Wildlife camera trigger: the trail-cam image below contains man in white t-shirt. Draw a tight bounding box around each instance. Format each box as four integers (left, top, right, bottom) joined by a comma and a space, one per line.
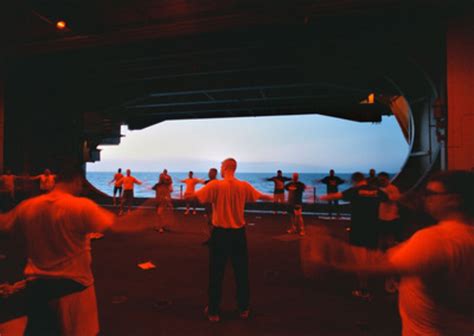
195, 158, 272, 322
181, 171, 204, 215
303, 170, 474, 336
0, 172, 151, 335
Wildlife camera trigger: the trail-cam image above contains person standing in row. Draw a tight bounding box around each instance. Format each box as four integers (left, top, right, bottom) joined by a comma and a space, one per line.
118, 169, 142, 215
320, 172, 388, 299
318, 169, 345, 218
195, 158, 272, 322
377, 172, 401, 249
31, 169, 56, 194
0, 170, 18, 211
266, 170, 291, 215
109, 168, 124, 207
202, 168, 218, 245
152, 174, 173, 233
181, 171, 204, 215
285, 173, 306, 236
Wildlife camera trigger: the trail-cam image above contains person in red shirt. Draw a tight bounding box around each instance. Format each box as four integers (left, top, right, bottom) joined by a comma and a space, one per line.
117, 169, 142, 215
108, 168, 124, 207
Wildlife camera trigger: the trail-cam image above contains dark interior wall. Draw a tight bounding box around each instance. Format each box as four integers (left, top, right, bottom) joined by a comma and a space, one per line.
4, 55, 84, 175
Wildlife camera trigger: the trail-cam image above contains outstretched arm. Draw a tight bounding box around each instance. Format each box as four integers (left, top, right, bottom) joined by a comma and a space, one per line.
319, 192, 343, 201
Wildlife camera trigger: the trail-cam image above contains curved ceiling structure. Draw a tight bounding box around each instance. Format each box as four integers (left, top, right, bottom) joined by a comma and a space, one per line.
1, 0, 470, 191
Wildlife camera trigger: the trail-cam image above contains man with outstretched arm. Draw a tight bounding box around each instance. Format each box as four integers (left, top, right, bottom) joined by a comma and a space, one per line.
195, 158, 272, 322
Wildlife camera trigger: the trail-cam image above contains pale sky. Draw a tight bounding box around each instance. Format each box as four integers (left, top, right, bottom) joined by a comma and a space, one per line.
87, 115, 409, 173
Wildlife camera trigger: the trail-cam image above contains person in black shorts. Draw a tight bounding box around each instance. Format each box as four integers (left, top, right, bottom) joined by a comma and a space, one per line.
285, 173, 306, 236
321, 172, 388, 299
266, 170, 291, 215
318, 169, 345, 218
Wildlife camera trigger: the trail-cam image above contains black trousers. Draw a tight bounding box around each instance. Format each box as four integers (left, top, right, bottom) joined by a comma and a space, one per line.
208, 227, 249, 314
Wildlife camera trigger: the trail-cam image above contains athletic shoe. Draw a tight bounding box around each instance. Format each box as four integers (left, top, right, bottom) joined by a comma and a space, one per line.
204, 306, 220, 322
184, 210, 190, 215
192, 210, 197, 215
299, 231, 306, 236
287, 228, 296, 234
239, 309, 250, 320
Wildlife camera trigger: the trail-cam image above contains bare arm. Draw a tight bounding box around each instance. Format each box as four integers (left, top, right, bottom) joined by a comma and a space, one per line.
319, 192, 343, 201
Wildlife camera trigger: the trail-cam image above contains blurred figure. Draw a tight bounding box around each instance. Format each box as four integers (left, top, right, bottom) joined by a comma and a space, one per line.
202, 168, 218, 245
0, 170, 17, 211
377, 172, 401, 249
117, 169, 142, 215
0, 171, 152, 335
285, 173, 306, 236
318, 169, 345, 218
366, 168, 378, 187
181, 171, 204, 215
159, 169, 173, 189
109, 168, 124, 207
195, 158, 272, 322
304, 170, 474, 336
152, 174, 173, 233
31, 169, 56, 193
266, 170, 291, 214
320, 172, 388, 299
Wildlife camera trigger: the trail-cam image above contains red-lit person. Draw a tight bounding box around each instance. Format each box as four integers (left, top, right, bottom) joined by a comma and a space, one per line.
195, 158, 272, 322
285, 173, 307, 236
181, 171, 204, 215
0, 170, 152, 335
266, 170, 291, 215
0, 170, 18, 211
31, 169, 57, 193
318, 169, 345, 218
117, 169, 142, 215
320, 172, 388, 299
109, 168, 124, 207
152, 173, 173, 233
304, 170, 474, 336
377, 172, 401, 249
202, 168, 218, 245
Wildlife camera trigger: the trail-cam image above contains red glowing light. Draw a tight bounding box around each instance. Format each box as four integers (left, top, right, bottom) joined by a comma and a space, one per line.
56, 21, 67, 30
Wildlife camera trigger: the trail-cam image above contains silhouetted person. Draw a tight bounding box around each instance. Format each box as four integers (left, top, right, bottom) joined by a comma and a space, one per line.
304, 170, 474, 336
377, 172, 401, 249
318, 169, 345, 217
195, 158, 272, 322
117, 169, 142, 215
320, 172, 388, 299
203, 168, 218, 244
109, 168, 124, 207
266, 170, 291, 214
367, 168, 378, 187
181, 171, 204, 215
285, 173, 306, 236
152, 174, 173, 233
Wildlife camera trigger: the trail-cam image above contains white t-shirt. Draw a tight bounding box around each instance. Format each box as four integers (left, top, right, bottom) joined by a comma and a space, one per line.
118, 176, 141, 191
9, 191, 114, 286
182, 178, 203, 195
195, 178, 262, 229
389, 220, 474, 336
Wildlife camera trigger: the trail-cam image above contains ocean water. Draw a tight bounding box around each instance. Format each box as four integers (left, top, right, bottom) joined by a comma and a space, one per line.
86, 171, 357, 203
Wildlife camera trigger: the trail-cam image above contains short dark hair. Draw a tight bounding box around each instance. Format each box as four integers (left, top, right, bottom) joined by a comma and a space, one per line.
351, 172, 365, 183
428, 170, 474, 218
378, 172, 390, 179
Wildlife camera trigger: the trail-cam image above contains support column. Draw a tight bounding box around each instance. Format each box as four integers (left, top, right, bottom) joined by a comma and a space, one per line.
0, 76, 4, 173
447, 12, 474, 170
